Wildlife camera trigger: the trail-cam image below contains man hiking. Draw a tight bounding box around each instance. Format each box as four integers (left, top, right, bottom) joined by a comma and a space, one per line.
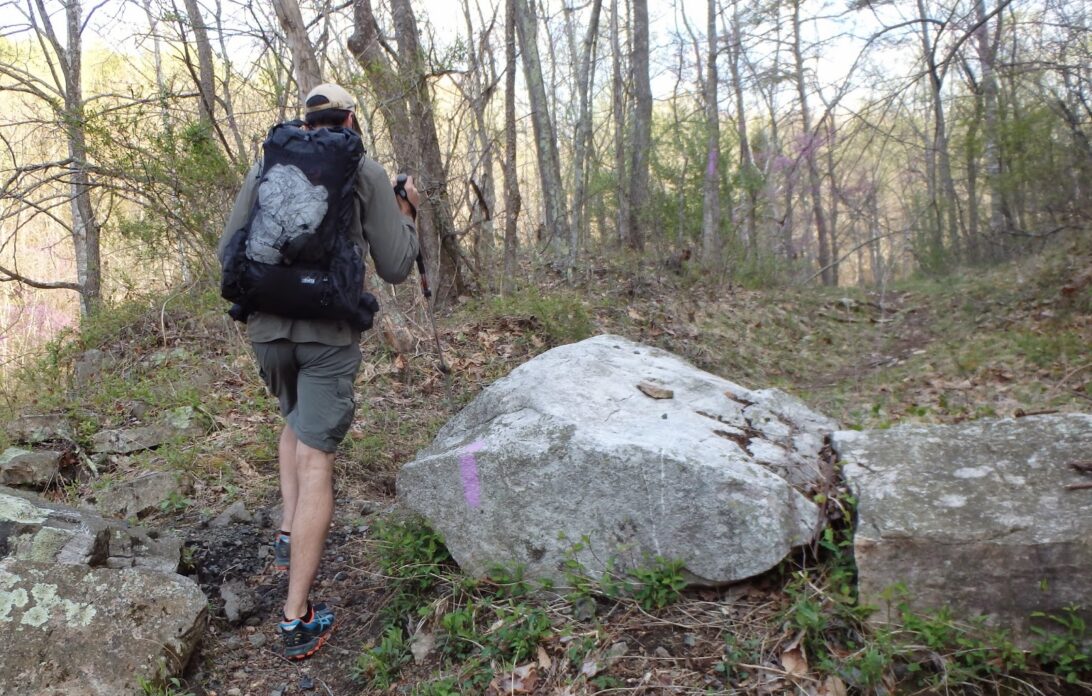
219, 83, 420, 660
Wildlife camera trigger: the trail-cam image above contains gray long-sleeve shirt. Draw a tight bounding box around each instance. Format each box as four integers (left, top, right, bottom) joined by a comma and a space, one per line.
219, 152, 419, 346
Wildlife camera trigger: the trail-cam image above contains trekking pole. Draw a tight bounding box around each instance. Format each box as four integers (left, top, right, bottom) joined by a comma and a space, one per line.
394, 175, 451, 379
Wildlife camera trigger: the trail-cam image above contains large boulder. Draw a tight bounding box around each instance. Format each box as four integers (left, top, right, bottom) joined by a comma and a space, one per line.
833, 414, 1092, 645
0, 559, 206, 695
399, 335, 837, 586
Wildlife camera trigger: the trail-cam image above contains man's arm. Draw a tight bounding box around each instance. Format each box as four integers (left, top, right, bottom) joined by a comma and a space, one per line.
218, 163, 261, 263
358, 158, 419, 284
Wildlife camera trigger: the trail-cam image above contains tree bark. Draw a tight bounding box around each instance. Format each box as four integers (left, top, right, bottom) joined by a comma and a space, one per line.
20, 0, 103, 316
513, 0, 570, 257
974, 0, 1006, 254
273, 0, 323, 102
627, 0, 651, 252
503, 0, 522, 293
700, 0, 721, 266
565, 0, 603, 269
727, 0, 758, 255
791, 0, 833, 285
181, 0, 216, 125
610, 0, 629, 246
349, 0, 466, 301
390, 0, 467, 298
461, 0, 499, 281
916, 0, 962, 263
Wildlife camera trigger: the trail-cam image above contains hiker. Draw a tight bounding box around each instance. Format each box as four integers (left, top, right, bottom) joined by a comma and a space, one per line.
218, 83, 420, 660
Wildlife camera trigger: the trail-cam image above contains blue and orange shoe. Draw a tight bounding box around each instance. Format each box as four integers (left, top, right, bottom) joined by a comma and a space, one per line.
272, 532, 291, 571
279, 602, 335, 660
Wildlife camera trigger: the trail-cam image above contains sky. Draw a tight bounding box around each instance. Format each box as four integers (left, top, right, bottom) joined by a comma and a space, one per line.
0, 0, 909, 115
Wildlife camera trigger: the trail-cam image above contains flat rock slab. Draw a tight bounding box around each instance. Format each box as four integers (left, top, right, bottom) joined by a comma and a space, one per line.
0, 559, 207, 695
0, 486, 180, 573
833, 414, 1092, 645
0, 448, 63, 489
91, 406, 204, 455
5, 414, 73, 445
400, 335, 836, 586
92, 471, 188, 520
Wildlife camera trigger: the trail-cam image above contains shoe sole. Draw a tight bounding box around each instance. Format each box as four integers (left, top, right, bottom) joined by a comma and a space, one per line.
272, 562, 289, 571
284, 622, 335, 661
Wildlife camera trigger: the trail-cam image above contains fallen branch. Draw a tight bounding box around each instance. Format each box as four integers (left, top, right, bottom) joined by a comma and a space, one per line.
1065, 482, 1092, 491
1069, 461, 1092, 475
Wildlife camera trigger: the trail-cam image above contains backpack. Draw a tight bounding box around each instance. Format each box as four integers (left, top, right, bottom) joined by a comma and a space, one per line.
220, 122, 379, 330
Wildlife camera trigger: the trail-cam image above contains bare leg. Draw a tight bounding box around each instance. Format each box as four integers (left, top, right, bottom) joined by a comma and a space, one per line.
282, 441, 335, 620
278, 425, 299, 533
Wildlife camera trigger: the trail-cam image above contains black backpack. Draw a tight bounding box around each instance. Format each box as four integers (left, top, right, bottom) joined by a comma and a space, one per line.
220, 122, 379, 330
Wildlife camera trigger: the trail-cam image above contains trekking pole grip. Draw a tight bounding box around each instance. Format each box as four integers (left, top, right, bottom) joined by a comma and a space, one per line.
393, 173, 417, 221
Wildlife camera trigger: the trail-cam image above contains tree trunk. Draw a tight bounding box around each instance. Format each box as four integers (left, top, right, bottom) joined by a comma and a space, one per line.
349, 0, 466, 302
273, 0, 323, 102
503, 0, 522, 293
627, 0, 651, 252
727, 0, 757, 255
181, 0, 216, 125
610, 0, 629, 246
975, 0, 1006, 253
565, 0, 604, 269
60, 1, 101, 316
916, 0, 961, 263
389, 0, 467, 298
824, 115, 839, 286
513, 0, 570, 257
461, 0, 498, 282
791, 0, 833, 285
700, 0, 721, 266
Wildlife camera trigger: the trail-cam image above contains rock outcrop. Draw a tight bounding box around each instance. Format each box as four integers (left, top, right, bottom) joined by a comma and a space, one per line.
0, 560, 206, 695
833, 414, 1092, 645
0, 486, 205, 694
399, 334, 837, 586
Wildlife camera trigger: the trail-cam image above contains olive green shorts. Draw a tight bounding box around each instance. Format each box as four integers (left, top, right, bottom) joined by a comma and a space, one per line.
251, 340, 362, 453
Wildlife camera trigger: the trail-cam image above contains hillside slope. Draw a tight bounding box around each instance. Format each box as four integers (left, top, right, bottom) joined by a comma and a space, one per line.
1, 240, 1089, 695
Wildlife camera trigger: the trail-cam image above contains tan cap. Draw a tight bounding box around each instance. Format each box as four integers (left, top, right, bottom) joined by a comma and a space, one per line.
304, 83, 355, 114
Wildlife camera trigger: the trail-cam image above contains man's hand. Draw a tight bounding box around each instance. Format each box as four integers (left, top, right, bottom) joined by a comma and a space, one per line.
392, 174, 420, 221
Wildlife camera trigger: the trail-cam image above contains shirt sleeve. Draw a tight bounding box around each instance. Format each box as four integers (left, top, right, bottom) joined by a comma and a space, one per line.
218, 163, 261, 264
356, 158, 419, 284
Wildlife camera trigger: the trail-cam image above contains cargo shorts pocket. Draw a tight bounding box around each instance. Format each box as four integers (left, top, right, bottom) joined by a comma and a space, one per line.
330, 375, 356, 444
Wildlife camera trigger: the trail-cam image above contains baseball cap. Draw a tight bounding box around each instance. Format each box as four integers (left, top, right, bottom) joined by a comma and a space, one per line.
304, 83, 355, 114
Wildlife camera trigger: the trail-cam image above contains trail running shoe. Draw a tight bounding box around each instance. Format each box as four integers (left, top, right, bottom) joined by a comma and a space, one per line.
279, 603, 335, 660
273, 533, 290, 571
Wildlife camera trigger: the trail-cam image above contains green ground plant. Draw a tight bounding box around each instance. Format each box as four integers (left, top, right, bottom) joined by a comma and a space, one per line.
480, 288, 592, 346
1030, 607, 1090, 684
627, 556, 687, 610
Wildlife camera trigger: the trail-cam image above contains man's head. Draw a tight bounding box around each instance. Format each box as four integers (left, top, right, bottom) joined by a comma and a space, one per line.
304, 83, 356, 129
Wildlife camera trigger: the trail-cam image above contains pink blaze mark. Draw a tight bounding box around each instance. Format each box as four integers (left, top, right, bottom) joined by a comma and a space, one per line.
459, 440, 485, 508
706, 149, 718, 177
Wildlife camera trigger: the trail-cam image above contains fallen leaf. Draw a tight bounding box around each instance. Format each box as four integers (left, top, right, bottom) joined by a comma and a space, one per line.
637, 381, 674, 399
537, 645, 552, 670
819, 675, 847, 696
580, 659, 600, 678
781, 646, 808, 677
489, 663, 537, 694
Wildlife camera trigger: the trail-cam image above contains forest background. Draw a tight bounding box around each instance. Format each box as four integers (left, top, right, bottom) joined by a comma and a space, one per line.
0, 0, 1087, 369
0, 2, 1090, 693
